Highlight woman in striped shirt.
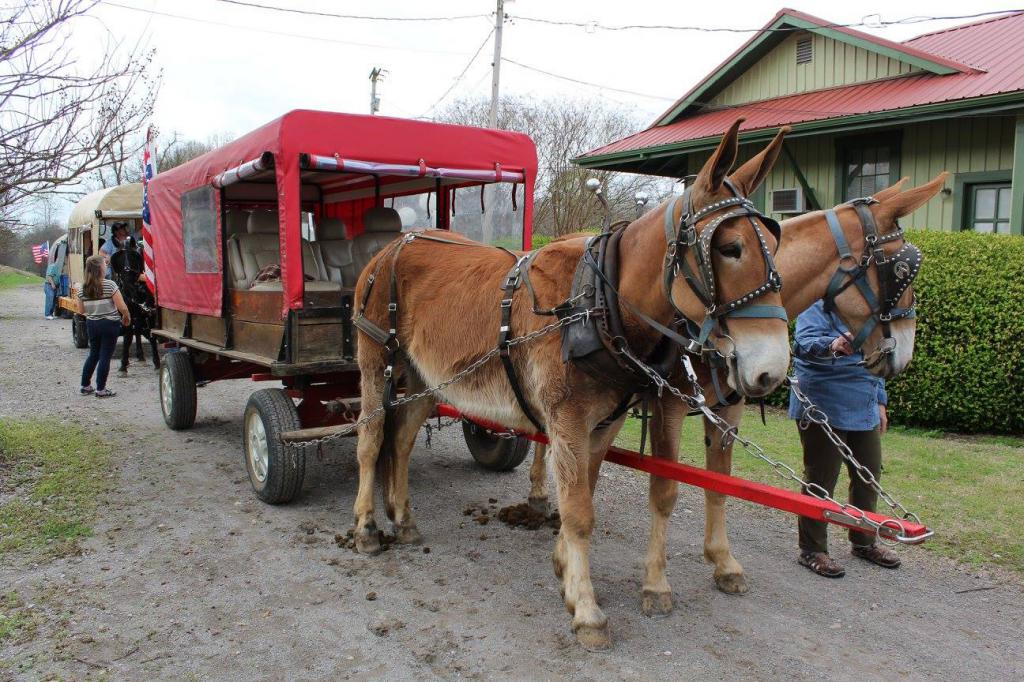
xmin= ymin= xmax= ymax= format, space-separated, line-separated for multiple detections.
xmin=77 ymin=255 xmax=131 ymax=398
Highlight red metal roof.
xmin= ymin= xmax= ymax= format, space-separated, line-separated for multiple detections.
xmin=584 ymin=10 xmax=1024 ymax=160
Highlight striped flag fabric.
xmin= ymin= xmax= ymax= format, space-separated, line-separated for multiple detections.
xmin=31 ymin=241 xmax=49 ymax=264
xmin=141 ymin=126 xmax=157 ymax=295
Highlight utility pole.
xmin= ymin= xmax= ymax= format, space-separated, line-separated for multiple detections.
xmin=369 ymin=67 xmax=386 ymax=115
xmin=487 ymin=0 xmax=504 ymax=128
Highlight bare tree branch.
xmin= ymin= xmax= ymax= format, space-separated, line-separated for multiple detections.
xmin=0 ymin=0 xmax=160 ymax=224
xmin=437 ymin=96 xmax=671 ymax=236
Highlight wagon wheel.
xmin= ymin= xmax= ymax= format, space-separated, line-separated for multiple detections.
xmin=72 ymin=314 xmax=89 ymax=348
xmin=462 ymin=420 xmax=530 ymax=472
xmin=159 ymin=351 xmax=197 ymax=430
xmin=243 ymin=388 xmax=306 ymax=505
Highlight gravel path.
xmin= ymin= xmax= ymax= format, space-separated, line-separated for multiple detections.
xmin=1 ymin=284 xmax=1021 ymax=680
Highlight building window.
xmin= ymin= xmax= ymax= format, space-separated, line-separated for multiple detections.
xmin=181 ymin=186 xmax=220 ymax=274
xmin=965 ymin=183 xmax=1012 ymax=234
xmin=839 ymin=135 xmax=900 ymax=201
xmin=796 ymin=36 xmax=813 ymax=65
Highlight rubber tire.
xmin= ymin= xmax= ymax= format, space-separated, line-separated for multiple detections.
xmin=243 ymin=388 xmax=306 ymax=505
xmin=462 ymin=420 xmax=530 ymax=472
xmin=160 ymin=351 xmax=197 ymax=430
xmin=72 ymin=314 xmax=89 ymax=348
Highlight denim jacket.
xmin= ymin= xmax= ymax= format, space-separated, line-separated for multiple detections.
xmin=788 ymin=301 xmax=887 ymax=431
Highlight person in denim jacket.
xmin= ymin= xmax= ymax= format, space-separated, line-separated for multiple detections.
xmin=789 ymin=300 xmax=901 ymax=578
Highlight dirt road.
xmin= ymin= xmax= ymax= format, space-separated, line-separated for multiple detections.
xmin=1 ymin=283 xmax=1021 ymax=680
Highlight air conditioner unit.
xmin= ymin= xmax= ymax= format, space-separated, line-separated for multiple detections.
xmin=771 ymin=187 xmax=805 ymax=214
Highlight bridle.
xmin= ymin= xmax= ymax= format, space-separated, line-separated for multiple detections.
xmin=663 ymin=177 xmax=788 ymax=358
xmin=821 ymin=197 xmax=922 ymax=361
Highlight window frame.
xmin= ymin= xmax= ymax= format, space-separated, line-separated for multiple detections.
xmin=953 ymin=170 xmax=1013 ymax=233
xmin=181 ymin=185 xmax=222 ymax=274
xmin=834 ymin=131 xmax=902 ymax=204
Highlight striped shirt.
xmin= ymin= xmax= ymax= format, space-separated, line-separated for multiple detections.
xmin=80 ymin=280 xmax=122 ymax=322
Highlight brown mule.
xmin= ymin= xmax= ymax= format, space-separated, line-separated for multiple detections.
xmin=352 ymin=119 xmax=792 ymax=649
xmin=527 ymin=173 xmax=948 ymax=610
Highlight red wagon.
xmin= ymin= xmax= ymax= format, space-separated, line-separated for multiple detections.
xmin=149 ymin=109 xmax=929 ymax=544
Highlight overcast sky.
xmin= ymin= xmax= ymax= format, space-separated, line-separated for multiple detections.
xmin=51 ymin=0 xmax=1018 ymax=218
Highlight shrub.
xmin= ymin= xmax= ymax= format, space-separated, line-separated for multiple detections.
xmin=884 ymin=230 xmax=1024 ymax=434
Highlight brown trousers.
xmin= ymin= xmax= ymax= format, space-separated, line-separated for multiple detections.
xmin=797 ymin=422 xmax=883 ymax=553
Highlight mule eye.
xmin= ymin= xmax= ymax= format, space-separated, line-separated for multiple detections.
xmin=717 ymin=241 xmax=742 ymax=259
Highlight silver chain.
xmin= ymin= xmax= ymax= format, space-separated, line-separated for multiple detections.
xmin=284 ymin=310 xmax=591 ymax=450
xmin=656 ymin=355 xmax=924 ymax=544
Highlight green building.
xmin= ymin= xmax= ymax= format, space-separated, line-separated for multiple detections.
xmin=578 ymin=8 xmax=1024 ymax=235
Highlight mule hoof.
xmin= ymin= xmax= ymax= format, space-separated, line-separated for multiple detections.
xmin=715 ymin=572 xmax=749 ymax=595
xmin=552 ymin=554 xmax=565 ymax=580
xmin=355 ymin=532 xmax=382 ymax=556
xmin=574 ymin=623 xmax=612 ymax=651
xmin=394 ymin=525 xmax=422 ymax=545
xmin=527 ymin=496 xmax=549 ymax=514
xmin=641 ymin=590 xmax=674 ymax=617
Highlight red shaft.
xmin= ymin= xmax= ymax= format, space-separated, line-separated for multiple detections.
xmin=436 ymin=404 xmax=931 ymax=542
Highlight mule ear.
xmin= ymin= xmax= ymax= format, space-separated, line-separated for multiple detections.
xmin=871 ymin=176 xmax=909 ymax=203
xmin=875 ymin=172 xmax=949 ymax=225
xmin=695 ymin=118 xmax=744 ymax=195
xmin=729 ymin=125 xmax=791 ymax=196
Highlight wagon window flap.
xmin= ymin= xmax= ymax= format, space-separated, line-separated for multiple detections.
xmin=181 ymin=186 xmax=221 ymax=274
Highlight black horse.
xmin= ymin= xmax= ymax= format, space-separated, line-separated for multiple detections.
xmin=110 ymin=247 xmax=160 ymax=373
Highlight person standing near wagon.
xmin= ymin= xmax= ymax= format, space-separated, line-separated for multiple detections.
xmin=77 ymin=254 xmax=131 ymax=398
xmin=789 ymin=300 xmax=901 ymax=578
xmin=43 ymin=259 xmax=60 ymax=320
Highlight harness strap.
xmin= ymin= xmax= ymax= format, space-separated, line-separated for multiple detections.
xmin=825 ymin=209 xmax=853 ymax=260
xmin=498 ymin=255 xmax=546 ymax=432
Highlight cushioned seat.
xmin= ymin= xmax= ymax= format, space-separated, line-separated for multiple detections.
xmin=226 ymin=210 xmax=339 ymax=291
xmin=315 ymin=218 xmax=353 ymax=285
xmin=347 ymin=207 xmax=403 ymax=284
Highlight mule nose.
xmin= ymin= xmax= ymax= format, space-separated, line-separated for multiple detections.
xmin=756 ymin=372 xmax=776 ymax=391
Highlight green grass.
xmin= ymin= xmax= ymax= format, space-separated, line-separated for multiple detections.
xmin=0 ymin=268 xmax=42 ymax=291
xmin=0 ymin=419 xmax=111 ymax=560
xmin=0 ymin=592 xmax=36 ymax=644
xmin=615 ymin=406 xmax=1024 ymax=576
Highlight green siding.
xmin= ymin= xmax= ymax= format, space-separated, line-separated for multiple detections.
xmin=679 ymin=117 xmax=1015 ymax=232
xmin=710 ymin=32 xmax=919 ymax=107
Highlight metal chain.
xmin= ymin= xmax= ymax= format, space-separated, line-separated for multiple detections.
xmin=658 ymin=355 xmax=922 ymax=543
xmin=284 ymin=310 xmax=591 ymax=450
xmin=788 ymin=379 xmax=919 ymax=523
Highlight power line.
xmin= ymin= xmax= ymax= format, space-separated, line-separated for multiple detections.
xmin=510 ymin=8 xmax=1023 ymax=33
xmin=100 ymin=1 xmax=475 ymax=55
xmin=502 ymin=58 xmax=674 ymax=101
xmin=419 ymin=28 xmax=495 ymax=119
xmin=212 ymin=0 xmax=491 ymax=22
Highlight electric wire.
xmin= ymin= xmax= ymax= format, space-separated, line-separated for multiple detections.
xmin=510 ymin=8 xmax=1024 ymax=33
xmin=418 ymin=28 xmax=496 ymax=119
xmin=99 ymin=1 xmax=476 ymax=55
xmin=212 ymin=0 xmax=490 ymax=22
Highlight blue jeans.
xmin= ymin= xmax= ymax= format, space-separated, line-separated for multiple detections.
xmin=44 ymin=283 xmax=56 ymax=316
xmin=81 ymin=319 xmax=121 ymax=390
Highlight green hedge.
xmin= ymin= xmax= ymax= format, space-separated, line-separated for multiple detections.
xmin=885 ymin=230 xmax=1024 ymax=434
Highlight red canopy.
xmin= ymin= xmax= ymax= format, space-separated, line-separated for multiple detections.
xmin=150 ymin=110 xmax=537 ymax=317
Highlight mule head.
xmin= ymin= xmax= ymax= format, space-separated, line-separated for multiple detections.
xmin=827 ymin=172 xmax=947 ymax=377
xmin=669 ymin=120 xmax=792 ymax=397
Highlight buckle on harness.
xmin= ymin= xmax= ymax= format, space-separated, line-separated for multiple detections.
xmin=383 ymin=365 xmax=393 ymax=379
xmin=387 ymin=302 xmax=398 ymax=312
xmin=879 ymin=312 xmax=892 ymax=322
xmin=685 ymin=338 xmax=702 ymax=355
xmin=500 ymin=299 xmax=513 ymax=308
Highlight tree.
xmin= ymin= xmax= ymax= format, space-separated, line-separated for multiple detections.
xmin=437 ymin=97 xmax=671 ymax=236
xmin=0 ymin=0 xmax=159 ymax=226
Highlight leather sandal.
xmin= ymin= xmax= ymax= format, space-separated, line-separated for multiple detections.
xmin=798 ymin=551 xmax=845 ymax=578
xmin=852 ymin=544 xmax=901 ymax=569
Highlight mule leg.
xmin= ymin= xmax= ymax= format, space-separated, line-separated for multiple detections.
xmin=528 ymin=443 xmax=550 ymax=513
xmin=353 ymin=359 xmax=388 ymax=555
xmin=548 ymin=413 xmax=610 ymax=650
xmin=135 ymin=327 xmax=144 ymax=361
xmin=703 ymin=400 xmax=748 ymax=594
xmin=149 ymin=332 xmax=160 ymax=369
xmin=119 ymin=328 xmax=130 ymax=373
xmin=382 ymin=368 xmax=433 ymax=545
xmin=641 ymin=397 xmax=685 ymax=616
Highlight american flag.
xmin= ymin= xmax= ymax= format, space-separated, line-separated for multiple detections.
xmin=141 ymin=126 xmax=157 ymax=295
xmin=31 ymin=241 xmax=49 ymax=264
